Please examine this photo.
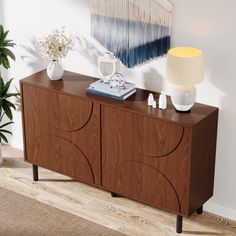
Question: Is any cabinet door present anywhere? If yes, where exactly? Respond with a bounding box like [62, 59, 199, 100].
[22, 84, 61, 172]
[22, 84, 100, 185]
[58, 94, 101, 185]
[102, 106, 190, 215]
[142, 117, 191, 215]
[102, 106, 143, 200]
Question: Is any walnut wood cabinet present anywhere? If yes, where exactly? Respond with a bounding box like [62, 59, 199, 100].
[22, 83, 100, 185]
[21, 71, 218, 234]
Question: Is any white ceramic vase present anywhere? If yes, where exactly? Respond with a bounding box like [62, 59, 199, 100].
[47, 60, 64, 80]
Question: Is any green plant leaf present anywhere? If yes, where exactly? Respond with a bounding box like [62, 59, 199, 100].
[0, 28, 9, 44]
[2, 101, 13, 120]
[0, 42, 15, 48]
[4, 100, 16, 110]
[2, 30, 9, 42]
[0, 129, 12, 135]
[0, 39, 12, 45]
[0, 132, 8, 143]
[2, 48, 16, 61]
[0, 76, 4, 96]
[0, 121, 14, 128]
[2, 78, 13, 96]
[0, 25, 3, 33]
[6, 92, 20, 97]
[0, 25, 4, 42]
[0, 54, 10, 69]
[0, 25, 15, 69]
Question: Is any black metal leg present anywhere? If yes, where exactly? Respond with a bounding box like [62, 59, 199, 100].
[111, 192, 118, 197]
[197, 206, 203, 214]
[176, 215, 183, 234]
[33, 165, 38, 181]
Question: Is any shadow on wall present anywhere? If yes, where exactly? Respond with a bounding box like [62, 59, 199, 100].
[121, 62, 165, 93]
[143, 68, 164, 92]
[75, 35, 103, 67]
[19, 35, 47, 73]
[20, 34, 103, 74]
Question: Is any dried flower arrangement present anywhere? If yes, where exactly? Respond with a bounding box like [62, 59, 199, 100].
[37, 28, 74, 61]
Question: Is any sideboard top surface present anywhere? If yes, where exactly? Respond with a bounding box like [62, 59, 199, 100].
[21, 70, 218, 127]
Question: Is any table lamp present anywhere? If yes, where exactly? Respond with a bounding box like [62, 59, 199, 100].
[166, 47, 204, 112]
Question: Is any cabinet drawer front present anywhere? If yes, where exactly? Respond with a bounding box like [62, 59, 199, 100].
[102, 106, 190, 215]
[22, 84, 100, 185]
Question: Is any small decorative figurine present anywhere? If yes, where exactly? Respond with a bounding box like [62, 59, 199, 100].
[152, 100, 157, 108]
[159, 92, 167, 109]
[148, 93, 154, 106]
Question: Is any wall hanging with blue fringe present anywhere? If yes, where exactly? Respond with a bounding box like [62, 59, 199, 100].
[90, 0, 173, 68]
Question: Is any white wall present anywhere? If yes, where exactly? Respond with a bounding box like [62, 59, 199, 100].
[1, 0, 236, 221]
[171, 0, 236, 221]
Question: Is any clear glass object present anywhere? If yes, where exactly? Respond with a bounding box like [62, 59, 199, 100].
[109, 73, 126, 89]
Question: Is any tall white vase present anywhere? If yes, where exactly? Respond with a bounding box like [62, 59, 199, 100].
[0, 143, 2, 165]
[47, 60, 64, 80]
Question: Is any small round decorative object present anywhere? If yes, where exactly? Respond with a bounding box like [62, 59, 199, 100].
[47, 60, 64, 80]
[109, 73, 126, 89]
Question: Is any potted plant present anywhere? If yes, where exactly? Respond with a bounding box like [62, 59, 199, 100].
[0, 25, 19, 165]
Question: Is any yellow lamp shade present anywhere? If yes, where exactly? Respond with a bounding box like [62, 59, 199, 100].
[166, 47, 204, 85]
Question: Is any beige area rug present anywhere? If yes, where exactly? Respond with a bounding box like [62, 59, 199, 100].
[0, 187, 125, 236]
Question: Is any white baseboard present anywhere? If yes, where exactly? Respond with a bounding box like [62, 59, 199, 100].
[205, 202, 236, 221]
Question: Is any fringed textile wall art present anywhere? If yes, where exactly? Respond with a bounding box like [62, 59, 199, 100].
[90, 0, 173, 68]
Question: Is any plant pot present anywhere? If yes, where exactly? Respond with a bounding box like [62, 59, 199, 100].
[47, 60, 64, 80]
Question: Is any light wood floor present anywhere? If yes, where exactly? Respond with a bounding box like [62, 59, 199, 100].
[0, 146, 236, 236]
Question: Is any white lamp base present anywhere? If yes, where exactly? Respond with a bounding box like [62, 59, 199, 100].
[170, 85, 196, 112]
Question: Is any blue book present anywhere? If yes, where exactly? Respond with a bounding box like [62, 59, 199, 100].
[87, 87, 136, 101]
[88, 80, 136, 97]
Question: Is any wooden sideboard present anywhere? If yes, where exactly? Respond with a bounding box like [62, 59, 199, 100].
[20, 70, 218, 234]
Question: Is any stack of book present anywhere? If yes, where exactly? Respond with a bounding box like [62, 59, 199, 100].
[87, 80, 136, 101]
